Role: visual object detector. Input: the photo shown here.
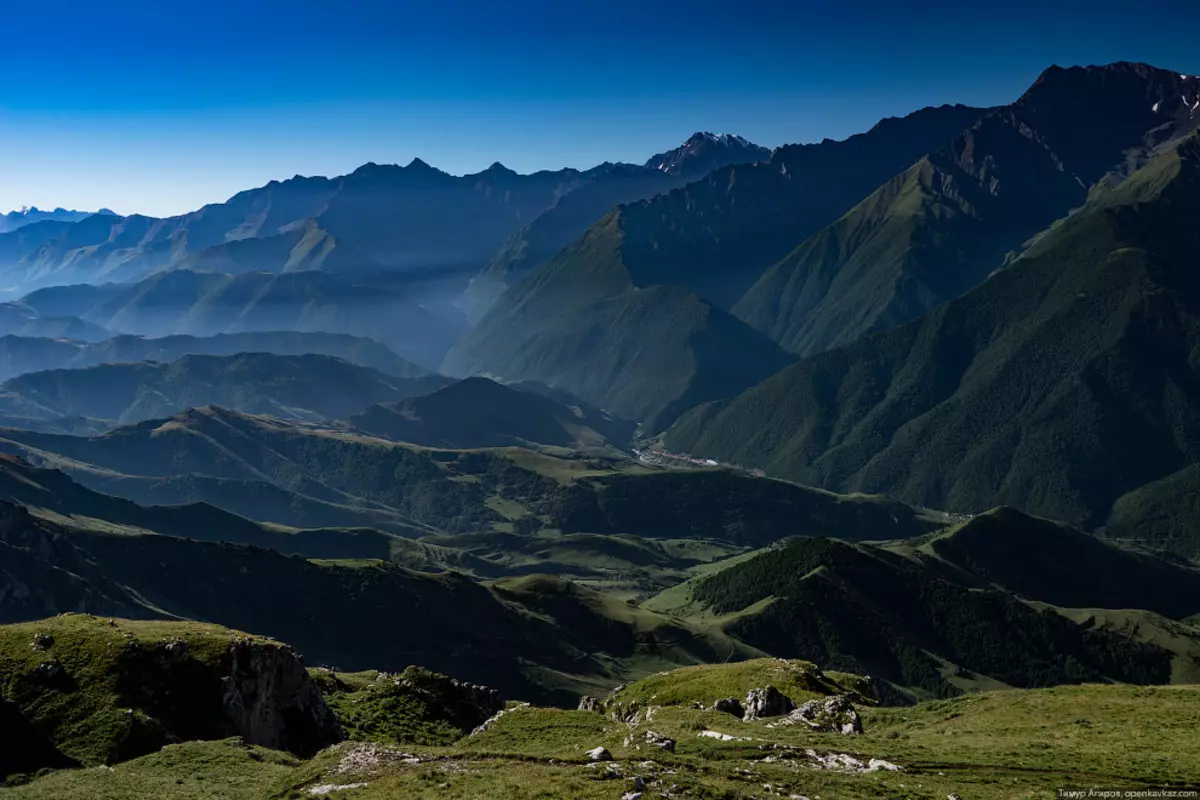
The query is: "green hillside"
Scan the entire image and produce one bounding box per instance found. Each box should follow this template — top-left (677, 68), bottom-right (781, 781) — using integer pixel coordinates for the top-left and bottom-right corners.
top-left (667, 130), bottom-right (1200, 536)
top-left (679, 512), bottom-right (1200, 697)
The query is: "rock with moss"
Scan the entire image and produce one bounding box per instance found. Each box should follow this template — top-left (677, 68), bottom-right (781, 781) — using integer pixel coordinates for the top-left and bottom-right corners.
top-left (0, 615), bottom-right (342, 780)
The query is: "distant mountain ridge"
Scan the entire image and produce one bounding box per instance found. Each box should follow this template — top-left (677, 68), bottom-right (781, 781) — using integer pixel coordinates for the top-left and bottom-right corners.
top-left (0, 134), bottom-right (767, 298)
top-left (0, 206), bottom-right (113, 234)
top-left (0, 352), bottom-right (450, 426)
top-left (17, 269), bottom-right (464, 369)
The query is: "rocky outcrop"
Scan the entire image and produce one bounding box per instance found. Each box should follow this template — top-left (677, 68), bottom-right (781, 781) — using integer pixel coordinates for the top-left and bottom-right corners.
top-left (221, 638), bottom-right (344, 757)
top-left (744, 686), bottom-right (796, 720)
top-left (777, 695), bottom-right (863, 735)
top-left (578, 695), bottom-right (603, 712)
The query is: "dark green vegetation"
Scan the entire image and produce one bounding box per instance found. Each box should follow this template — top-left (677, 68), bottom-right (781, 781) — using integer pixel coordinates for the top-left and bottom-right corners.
top-left (445, 104), bottom-right (984, 427)
top-left (735, 63), bottom-right (1199, 356)
top-left (0, 352), bottom-right (448, 427)
top-left (667, 128), bottom-right (1200, 548)
top-left (0, 330), bottom-right (427, 382)
top-left (346, 377), bottom-right (634, 450)
top-left (678, 508), bottom-right (1200, 698)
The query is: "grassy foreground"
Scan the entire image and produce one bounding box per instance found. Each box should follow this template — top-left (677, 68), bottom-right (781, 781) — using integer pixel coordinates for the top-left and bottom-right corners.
top-left (5, 655), bottom-right (1198, 799)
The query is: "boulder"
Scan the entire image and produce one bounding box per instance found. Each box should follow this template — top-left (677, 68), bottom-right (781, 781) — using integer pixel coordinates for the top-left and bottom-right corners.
top-left (712, 697), bottom-right (745, 718)
top-left (744, 686), bottom-right (796, 720)
top-left (587, 746), bottom-right (613, 762)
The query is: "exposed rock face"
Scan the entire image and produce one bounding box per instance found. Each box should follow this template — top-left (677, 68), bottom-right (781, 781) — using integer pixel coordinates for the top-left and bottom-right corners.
top-left (578, 695), bottom-right (603, 712)
top-left (712, 697), bottom-right (744, 718)
top-left (780, 695), bottom-right (863, 735)
top-left (221, 639), bottom-right (344, 757)
top-left (744, 686), bottom-right (796, 720)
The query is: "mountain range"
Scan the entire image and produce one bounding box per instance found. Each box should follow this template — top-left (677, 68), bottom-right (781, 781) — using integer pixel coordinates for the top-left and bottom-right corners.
top-left (5, 61), bottom-right (1200, 785)
top-left (666, 121), bottom-right (1200, 553)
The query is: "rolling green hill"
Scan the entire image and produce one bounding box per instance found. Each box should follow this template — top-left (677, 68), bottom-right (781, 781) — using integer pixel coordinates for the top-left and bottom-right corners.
top-left (0, 505), bottom-right (751, 706)
top-left (666, 130), bottom-right (1200, 537)
top-left (735, 62), bottom-right (1200, 356)
top-left (679, 508), bottom-right (1200, 697)
top-left (0, 353), bottom-right (448, 427)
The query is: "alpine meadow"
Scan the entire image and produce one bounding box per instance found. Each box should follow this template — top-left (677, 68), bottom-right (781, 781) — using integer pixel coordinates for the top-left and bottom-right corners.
top-left (2, 3), bottom-right (1200, 798)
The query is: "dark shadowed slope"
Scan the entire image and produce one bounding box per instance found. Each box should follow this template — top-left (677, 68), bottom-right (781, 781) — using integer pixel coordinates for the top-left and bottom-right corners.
top-left (346, 377), bottom-right (635, 450)
top-left (667, 130), bottom-right (1200, 532)
top-left (443, 215), bottom-right (795, 431)
top-left (736, 63), bottom-right (1200, 356)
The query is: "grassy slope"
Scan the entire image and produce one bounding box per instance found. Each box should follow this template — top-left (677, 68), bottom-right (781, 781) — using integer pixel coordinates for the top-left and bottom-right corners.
top-left (17, 671), bottom-right (1197, 798)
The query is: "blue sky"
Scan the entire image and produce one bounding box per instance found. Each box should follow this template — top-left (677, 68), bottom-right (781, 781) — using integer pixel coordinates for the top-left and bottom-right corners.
top-left (2, 0), bottom-right (1198, 217)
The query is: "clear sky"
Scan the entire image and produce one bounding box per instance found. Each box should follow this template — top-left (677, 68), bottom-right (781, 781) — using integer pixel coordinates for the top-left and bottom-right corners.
top-left (3, 0), bottom-right (1198, 218)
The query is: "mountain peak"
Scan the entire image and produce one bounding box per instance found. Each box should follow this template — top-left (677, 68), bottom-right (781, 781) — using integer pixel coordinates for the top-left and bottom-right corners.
top-left (644, 131), bottom-right (769, 176)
